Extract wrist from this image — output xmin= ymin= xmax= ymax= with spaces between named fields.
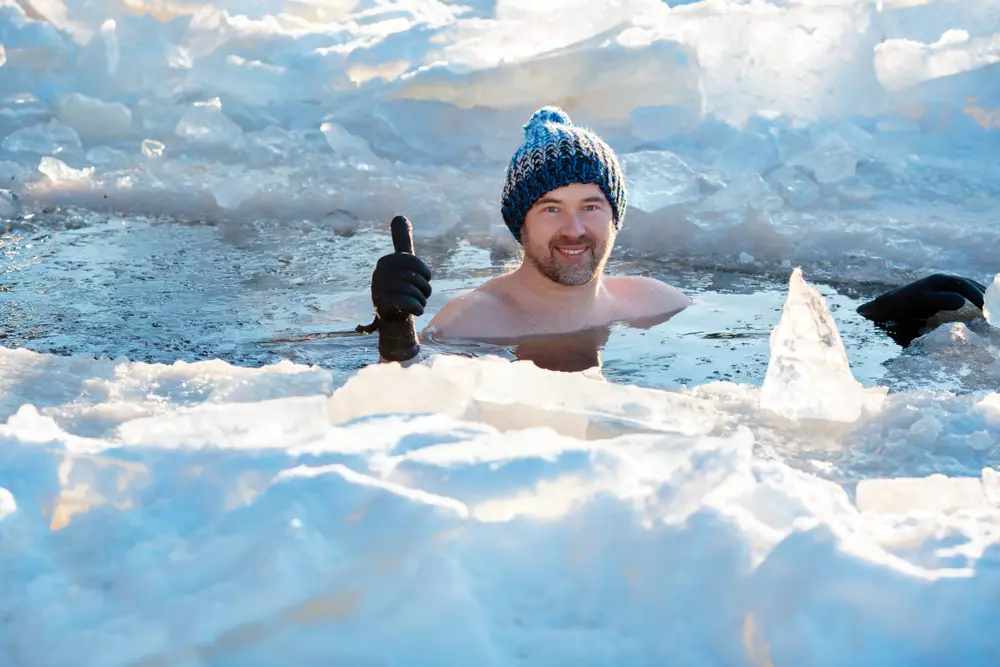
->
xmin=378 ymin=316 xmax=421 ymax=362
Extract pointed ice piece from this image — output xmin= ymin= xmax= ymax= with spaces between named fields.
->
xmin=760 ymin=268 xmax=864 ymax=423
xmin=983 ymin=272 xmax=1000 ymax=327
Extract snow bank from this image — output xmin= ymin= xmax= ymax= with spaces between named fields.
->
xmin=1 ymin=365 xmax=999 ymax=666
xmin=1 ymin=0 xmax=999 ymax=278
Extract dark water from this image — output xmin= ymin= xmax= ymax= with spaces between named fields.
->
xmin=0 ymin=207 xmax=905 ymax=391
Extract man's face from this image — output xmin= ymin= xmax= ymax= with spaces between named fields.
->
xmin=520 ymin=183 xmax=615 ymax=287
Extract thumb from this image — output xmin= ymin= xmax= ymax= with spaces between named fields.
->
xmin=391 ymin=215 xmax=414 ymax=255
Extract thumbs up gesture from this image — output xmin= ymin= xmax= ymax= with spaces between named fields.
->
xmin=370 ymin=215 xmax=432 ymax=362
xmin=370 ymin=215 xmax=433 ymax=322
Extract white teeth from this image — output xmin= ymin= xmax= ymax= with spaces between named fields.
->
xmin=559 ymin=248 xmax=585 ymax=255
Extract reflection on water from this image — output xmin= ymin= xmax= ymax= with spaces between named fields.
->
xmin=423 ymin=326 xmax=612 ymax=374
xmin=0 ymin=208 xmax=905 ymax=391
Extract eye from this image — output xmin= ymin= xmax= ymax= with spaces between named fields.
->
xmin=544 ymin=205 xmax=561 ymax=213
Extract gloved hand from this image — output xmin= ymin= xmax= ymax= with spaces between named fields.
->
xmin=371 ymin=242 xmax=432 ymax=322
xmin=368 ymin=215 xmax=431 ymax=362
xmin=857 ymin=273 xmax=986 ymax=346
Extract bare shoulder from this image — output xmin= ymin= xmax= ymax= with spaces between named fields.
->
xmin=425 ymin=285 xmax=513 ymax=340
xmin=606 ymin=275 xmax=691 ymax=319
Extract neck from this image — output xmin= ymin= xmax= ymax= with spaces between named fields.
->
xmin=509 ymin=256 xmax=604 ymax=314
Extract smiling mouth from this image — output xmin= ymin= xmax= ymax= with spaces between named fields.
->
xmin=554 ymin=246 xmax=590 ymax=257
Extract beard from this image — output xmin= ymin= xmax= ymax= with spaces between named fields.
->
xmin=522 ymin=230 xmax=612 ymax=287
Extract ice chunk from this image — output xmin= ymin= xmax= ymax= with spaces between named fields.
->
xmin=760 ymin=268 xmax=864 ymax=423
xmin=117 ymin=395 xmax=332 ymax=451
xmin=37 ymin=157 xmax=94 ymax=186
xmin=773 ymin=127 xmax=813 ymax=164
xmin=701 ymin=173 xmax=779 ymax=214
xmin=630 ymin=104 xmax=702 ymax=141
xmin=713 ymin=131 xmax=780 ymax=176
xmin=320 ymin=122 xmax=384 ymax=166
xmin=211 ymin=173 xmax=256 ymax=211
xmin=0 ymin=119 xmax=81 ymax=155
xmin=100 ymin=19 xmax=119 ymax=76
xmin=394 ymin=36 xmax=704 ymax=124
xmin=0 ymin=160 xmax=27 ymax=186
xmin=56 ymin=93 xmax=132 ymax=143
xmin=84 ymin=146 xmax=131 ymax=168
xmin=837 ymin=180 xmax=876 ymax=203
xmin=0 ymin=488 xmax=14 ymax=521
xmin=788 ymin=132 xmax=858 ymax=184
xmin=245 ymin=125 xmax=300 ymax=165
xmin=833 ymin=121 xmax=875 ymax=159
xmin=141 ymin=139 xmax=165 ymax=158
xmin=874 ymin=28 xmax=1000 ymax=93
xmin=186 ymin=53 xmax=291 ymax=106
xmin=770 ymin=166 xmax=820 ymax=208
xmin=982 ymin=273 xmax=1000 ymax=327
xmin=0 ymin=190 xmax=21 ymax=219
xmin=620 ymin=150 xmax=701 ymax=211
xmin=0 ymin=44 xmax=6 ymax=68
xmin=0 ymin=6 xmax=71 ymax=75
xmin=328 ymin=354 xmax=726 ymax=440
xmin=174 ymin=98 xmax=243 ymax=148
xmin=856 ymin=475 xmax=989 ymax=514
xmin=0 ymin=103 xmax=51 ymax=138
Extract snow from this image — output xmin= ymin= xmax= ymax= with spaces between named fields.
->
xmin=2 ymin=0 xmax=1000 ymax=664
xmin=2 ymin=340 xmax=1000 ymax=665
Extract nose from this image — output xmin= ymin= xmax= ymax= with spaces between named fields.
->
xmin=561 ymin=211 xmax=587 ymax=238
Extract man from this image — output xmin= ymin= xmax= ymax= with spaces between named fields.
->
xmin=367 ymin=106 xmax=988 ymax=369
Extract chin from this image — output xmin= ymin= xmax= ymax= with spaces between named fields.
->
xmin=554 ymin=269 xmax=599 ymax=287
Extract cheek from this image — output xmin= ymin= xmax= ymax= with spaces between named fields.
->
xmin=585 ymin=216 xmax=613 ymax=241
xmin=522 ymin=218 xmax=556 ymax=246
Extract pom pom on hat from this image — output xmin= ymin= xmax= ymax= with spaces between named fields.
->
xmin=524 ymin=106 xmax=572 ymax=132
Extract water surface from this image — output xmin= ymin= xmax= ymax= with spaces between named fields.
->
xmin=0 ymin=207 xmax=923 ymax=391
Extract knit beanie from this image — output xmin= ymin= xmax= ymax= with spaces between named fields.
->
xmin=500 ymin=106 xmax=628 ymax=243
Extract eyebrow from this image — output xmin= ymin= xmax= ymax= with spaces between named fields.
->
xmin=535 ymin=195 xmax=607 ymax=206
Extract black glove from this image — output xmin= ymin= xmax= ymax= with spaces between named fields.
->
xmin=857 ymin=273 xmax=986 ymax=347
xmin=371 ymin=251 xmax=432 ymax=322
xmin=367 ymin=215 xmax=432 ymax=362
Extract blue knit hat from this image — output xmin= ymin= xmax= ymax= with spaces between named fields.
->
xmin=501 ymin=107 xmax=628 ymax=243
